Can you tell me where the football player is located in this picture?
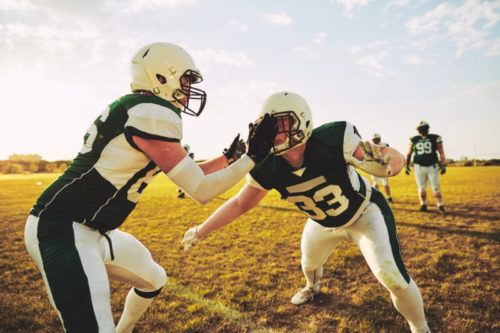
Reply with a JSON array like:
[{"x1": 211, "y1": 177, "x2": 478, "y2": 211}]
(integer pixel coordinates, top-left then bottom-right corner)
[
  {"x1": 370, "y1": 133, "x2": 393, "y2": 203},
  {"x1": 405, "y1": 121, "x2": 446, "y2": 212},
  {"x1": 24, "y1": 42, "x2": 276, "y2": 333},
  {"x1": 182, "y1": 92, "x2": 431, "y2": 333}
]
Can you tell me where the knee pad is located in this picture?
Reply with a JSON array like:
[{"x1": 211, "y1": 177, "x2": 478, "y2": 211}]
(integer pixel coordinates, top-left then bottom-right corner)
[
  {"x1": 134, "y1": 286, "x2": 163, "y2": 299},
  {"x1": 374, "y1": 269, "x2": 409, "y2": 292}
]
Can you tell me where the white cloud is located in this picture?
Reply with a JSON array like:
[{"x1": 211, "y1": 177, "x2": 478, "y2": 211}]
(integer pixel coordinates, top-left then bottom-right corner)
[
  {"x1": 464, "y1": 80, "x2": 500, "y2": 99},
  {"x1": 335, "y1": 0, "x2": 376, "y2": 18},
  {"x1": 350, "y1": 39, "x2": 392, "y2": 55},
  {"x1": 1, "y1": 22, "x2": 97, "y2": 41},
  {"x1": 409, "y1": 34, "x2": 446, "y2": 49},
  {"x1": 261, "y1": 12, "x2": 293, "y2": 25},
  {"x1": 193, "y1": 49, "x2": 254, "y2": 67},
  {"x1": 404, "y1": 54, "x2": 434, "y2": 66},
  {"x1": 406, "y1": 0, "x2": 500, "y2": 57},
  {"x1": 105, "y1": 0, "x2": 195, "y2": 13},
  {"x1": 386, "y1": 0, "x2": 411, "y2": 8},
  {"x1": 227, "y1": 19, "x2": 249, "y2": 31},
  {"x1": 406, "y1": 2, "x2": 453, "y2": 35},
  {"x1": 354, "y1": 51, "x2": 391, "y2": 76},
  {"x1": 485, "y1": 38, "x2": 500, "y2": 56},
  {"x1": 312, "y1": 32, "x2": 328, "y2": 45},
  {"x1": 0, "y1": 0, "x2": 36, "y2": 11}
]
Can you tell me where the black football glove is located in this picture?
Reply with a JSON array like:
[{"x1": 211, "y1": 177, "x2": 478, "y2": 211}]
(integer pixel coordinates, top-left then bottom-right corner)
[
  {"x1": 223, "y1": 134, "x2": 246, "y2": 165},
  {"x1": 440, "y1": 164, "x2": 446, "y2": 175},
  {"x1": 247, "y1": 114, "x2": 278, "y2": 164}
]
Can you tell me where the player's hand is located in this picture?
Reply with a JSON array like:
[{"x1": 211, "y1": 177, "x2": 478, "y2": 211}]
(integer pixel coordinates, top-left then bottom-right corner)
[
  {"x1": 352, "y1": 141, "x2": 392, "y2": 177},
  {"x1": 247, "y1": 114, "x2": 278, "y2": 164},
  {"x1": 223, "y1": 134, "x2": 246, "y2": 165},
  {"x1": 440, "y1": 164, "x2": 446, "y2": 175},
  {"x1": 405, "y1": 166, "x2": 411, "y2": 175},
  {"x1": 181, "y1": 226, "x2": 201, "y2": 252}
]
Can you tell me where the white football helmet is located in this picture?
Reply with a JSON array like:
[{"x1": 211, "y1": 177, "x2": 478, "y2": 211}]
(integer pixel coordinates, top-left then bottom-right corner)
[
  {"x1": 259, "y1": 91, "x2": 313, "y2": 155},
  {"x1": 130, "y1": 42, "x2": 206, "y2": 116},
  {"x1": 372, "y1": 133, "x2": 381, "y2": 140}
]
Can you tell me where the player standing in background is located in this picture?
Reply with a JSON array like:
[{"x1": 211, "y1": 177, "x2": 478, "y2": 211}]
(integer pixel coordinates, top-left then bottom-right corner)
[
  {"x1": 370, "y1": 133, "x2": 393, "y2": 203},
  {"x1": 405, "y1": 121, "x2": 446, "y2": 213},
  {"x1": 24, "y1": 42, "x2": 276, "y2": 333},
  {"x1": 183, "y1": 92, "x2": 432, "y2": 333}
]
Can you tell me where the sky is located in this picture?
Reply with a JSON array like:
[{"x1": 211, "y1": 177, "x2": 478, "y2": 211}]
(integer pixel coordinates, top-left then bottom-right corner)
[{"x1": 1, "y1": 0, "x2": 499, "y2": 162}]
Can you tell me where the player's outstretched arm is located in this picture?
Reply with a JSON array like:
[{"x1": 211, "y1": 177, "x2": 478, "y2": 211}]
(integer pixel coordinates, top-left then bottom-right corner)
[
  {"x1": 351, "y1": 141, "x2": 405, "y2": 177},
  {"x1": 132, "y1": 115, "x2": 275, "y2": 204},
  {"x1": 133, "y1": 137, "x2": 252, "y2": 204},
  {"x1": 379, "y1": 145, "x2": 405, "y2": 176},
  {"x1": 196, "y1": 134, "x2": 247, "y2": 175},
  {"x1": 182, "y1": 183, "x2": 268, "y2": 251}
]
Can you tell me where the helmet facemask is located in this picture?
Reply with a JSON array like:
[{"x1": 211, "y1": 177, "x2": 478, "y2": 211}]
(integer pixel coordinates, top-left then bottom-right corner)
[
  {"x1": 172, "y1": 69, "x2": 207, "y2": 117},
  {"x1": 272, "y1": 111, "x2": 306, "y2": 155},
  {"x1": 417, "y1": 125, "x2": 429, "y2": 136}
]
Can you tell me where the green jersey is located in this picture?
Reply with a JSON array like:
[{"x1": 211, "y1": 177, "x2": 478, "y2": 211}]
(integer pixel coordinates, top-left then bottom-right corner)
[
  {"x1": 409, "y1": 134, "x2": 442, "y2": 166},
  {"x1": 249, "y1": 121, "x2": 372, "y2": 228},
  {"x1": 31, "y1": 94, "x2": 182, "y2": 231}
]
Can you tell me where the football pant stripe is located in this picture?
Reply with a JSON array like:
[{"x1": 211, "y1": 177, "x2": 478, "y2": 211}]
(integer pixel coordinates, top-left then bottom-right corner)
[{"x1": 369, "y1": 188, "x2": 411, "y2": 284}]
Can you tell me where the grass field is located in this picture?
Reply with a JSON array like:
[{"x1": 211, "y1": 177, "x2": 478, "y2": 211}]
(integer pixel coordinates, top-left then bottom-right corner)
[{"x1": 0, "y1": 167, "x2": 499, "y2": 333}]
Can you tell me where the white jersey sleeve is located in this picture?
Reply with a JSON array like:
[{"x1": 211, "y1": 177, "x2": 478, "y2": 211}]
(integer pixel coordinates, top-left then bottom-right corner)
[
  {"x1": 343, "y1": 122, "x2": 362, "y2": 165},
  {"x1": 125, "y1": 103, "x2": 183, "y2": 141}
]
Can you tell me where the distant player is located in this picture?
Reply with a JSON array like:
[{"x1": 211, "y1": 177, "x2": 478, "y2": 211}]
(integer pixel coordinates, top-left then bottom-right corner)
[
  {"x1": 370, "y1": 133, "x2": 393, "y2": 203},
  {"x1": 405, "y1": 121, "x2": 446, "y2": 212},
  {"x1": 182, "y1": 92, "x2": 432, "y2": 333}
]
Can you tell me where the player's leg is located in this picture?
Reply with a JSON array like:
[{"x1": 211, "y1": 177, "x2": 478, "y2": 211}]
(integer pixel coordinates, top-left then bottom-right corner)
[
  {"x1": 25, "y1": 216, "x2": 115, "y2": 332},
  {"x1": 429, "y1": 165, "x2": 445, "y2": 212},
  {"x1": 349, "y1": 191, "x2": 430, "y2": 333},
  {"x1": 292, "y1": 219, "x2": 347, "y2": 305},
  {"x1": 104, "y1": 229, "x2": 167, "y2": 333},
  {"x1": 414, "y1": 164, "x2": 428, "y2": 211},
  {"x1": 381, "y1": 177, "x2": 393, "y2": 202}
]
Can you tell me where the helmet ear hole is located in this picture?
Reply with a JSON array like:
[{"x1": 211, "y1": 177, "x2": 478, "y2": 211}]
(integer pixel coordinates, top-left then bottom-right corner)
[{"x1": 156, "y1": 74, "x2": 166, "y2": 84}]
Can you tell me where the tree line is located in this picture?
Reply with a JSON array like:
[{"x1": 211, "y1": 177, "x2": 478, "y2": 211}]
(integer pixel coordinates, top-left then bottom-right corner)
[
  {"x1": 1, "y1": 154, "x2": 70, "y2": 174},
  {"x1": 1, "y1": 154, "x2": 499, "y2": 175}
]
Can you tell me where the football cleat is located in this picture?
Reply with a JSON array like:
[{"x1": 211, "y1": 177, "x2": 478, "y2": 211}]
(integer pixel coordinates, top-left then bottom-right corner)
[
  {"x1": 387, "y1": 197, "x2": 394, "y2": 203},
  {"x1": 419, "y1": 204, "x2": 427, "y2": 212},
  {"x1": 291, "y1": 285, "x2": 320, "y2": 305},
  {"x1": 438, "y1": 205, "x2": 446, "y2": 213}
]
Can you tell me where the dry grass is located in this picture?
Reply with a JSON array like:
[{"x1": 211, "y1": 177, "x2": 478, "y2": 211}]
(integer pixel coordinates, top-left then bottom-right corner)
[{"x1": 0, "y1": 167, "x2": 499, "y2": 332}]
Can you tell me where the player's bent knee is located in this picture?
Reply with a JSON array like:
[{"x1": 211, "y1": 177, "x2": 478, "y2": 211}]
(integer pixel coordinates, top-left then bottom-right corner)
[
  {"x1": 154, "y1": 266, "x2": 167, "y2": 289},
  {"x1": 144, "y1": 264, "x2": 167, "y2": 291},
  {"x1": 374, "y1": 269, "x2": 409, "y2": 293}
]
